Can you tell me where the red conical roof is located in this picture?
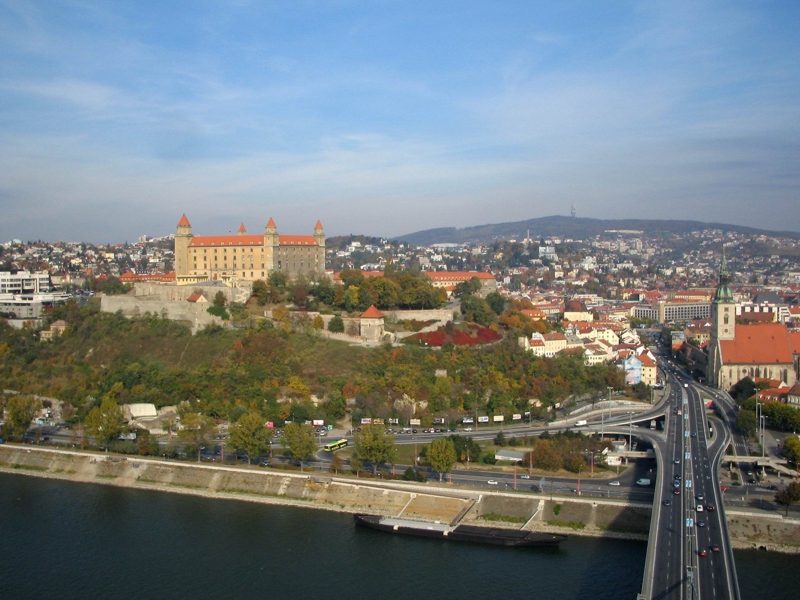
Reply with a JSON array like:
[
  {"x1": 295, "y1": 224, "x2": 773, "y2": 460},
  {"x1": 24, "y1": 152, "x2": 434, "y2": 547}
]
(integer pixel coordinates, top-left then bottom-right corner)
[
  {"x1": 177, "y1": 214, "x2": 191, "y2": 227},
  {"x1": 267, "y1": 218, "x2": 276, "y2": 228},
  {"x1": 238, "y1": 223, "x2": 247, "y2": 233},
  {"x1": 315, "y1": 220, "x2": 324, "y2": 230},
  {"x1": 361, "y1": 305, "x2": 384, "y2": 319}
]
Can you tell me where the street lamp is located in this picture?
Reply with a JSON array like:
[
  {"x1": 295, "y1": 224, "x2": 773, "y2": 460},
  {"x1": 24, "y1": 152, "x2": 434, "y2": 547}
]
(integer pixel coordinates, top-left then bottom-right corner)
[{"x1": 628, "y1": 411, "x2": 634, "y2": 452}]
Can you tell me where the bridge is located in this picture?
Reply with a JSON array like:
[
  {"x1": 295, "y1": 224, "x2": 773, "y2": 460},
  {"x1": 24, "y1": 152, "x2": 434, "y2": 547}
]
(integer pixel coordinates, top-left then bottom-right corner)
[{"x1": 587, "y1": 364, "x2": 740, "y2": 599}]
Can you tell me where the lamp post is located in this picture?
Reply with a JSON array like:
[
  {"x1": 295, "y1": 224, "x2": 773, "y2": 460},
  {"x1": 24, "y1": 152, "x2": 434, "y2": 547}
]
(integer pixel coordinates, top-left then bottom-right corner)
[{"x1": 628, "y1": 411, "x2": 634, "y2": 452}]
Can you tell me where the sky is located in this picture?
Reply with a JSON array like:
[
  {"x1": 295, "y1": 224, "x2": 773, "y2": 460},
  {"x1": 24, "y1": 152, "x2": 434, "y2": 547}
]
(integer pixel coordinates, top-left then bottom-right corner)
[{"x1": 1, "y1": 1, "x2": 799, "y2": 244}]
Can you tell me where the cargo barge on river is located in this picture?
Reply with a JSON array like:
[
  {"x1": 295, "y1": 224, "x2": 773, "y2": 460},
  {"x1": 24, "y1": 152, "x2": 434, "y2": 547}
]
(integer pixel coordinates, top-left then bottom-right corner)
[{"x1": 354, "y1": 514, "x2": 566, "y2": 547}]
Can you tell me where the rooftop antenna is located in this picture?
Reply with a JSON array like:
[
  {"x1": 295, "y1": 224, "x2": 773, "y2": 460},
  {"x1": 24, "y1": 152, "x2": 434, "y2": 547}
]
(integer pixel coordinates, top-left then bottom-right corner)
[{"x1": 570, "y1": 202, "x2": 576, "y2": 218}]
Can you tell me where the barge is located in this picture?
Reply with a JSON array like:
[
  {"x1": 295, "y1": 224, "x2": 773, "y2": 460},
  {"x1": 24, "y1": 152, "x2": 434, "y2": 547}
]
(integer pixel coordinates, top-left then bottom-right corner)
[{"x1": 354, "y1": 514, "x2": 566, "y2": 547}]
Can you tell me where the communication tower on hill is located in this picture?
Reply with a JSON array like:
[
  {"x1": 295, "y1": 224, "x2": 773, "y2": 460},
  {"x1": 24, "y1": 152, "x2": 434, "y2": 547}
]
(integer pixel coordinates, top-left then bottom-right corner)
[{"x1": 570, "y1": 202, "x2": 576, "y2": 218}]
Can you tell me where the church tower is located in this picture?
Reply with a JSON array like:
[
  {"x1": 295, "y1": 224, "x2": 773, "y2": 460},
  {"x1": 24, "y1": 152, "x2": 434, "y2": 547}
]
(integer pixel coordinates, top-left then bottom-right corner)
[
  {"x1": 708, "y1": 247, "x2": 736, "y2": 387},
  {"x1": 175, "y1": 214, "x2": 193, "y2": 280},
  {"x1": 711, "y1": 247, "x2": 736, "y2": 341}
]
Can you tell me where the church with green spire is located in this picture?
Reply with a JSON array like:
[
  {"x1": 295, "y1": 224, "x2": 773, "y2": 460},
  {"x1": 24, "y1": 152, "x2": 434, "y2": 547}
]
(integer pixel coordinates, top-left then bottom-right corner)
[{"x1": 707, "y1": 247, "x2": 799, "y2": 390}]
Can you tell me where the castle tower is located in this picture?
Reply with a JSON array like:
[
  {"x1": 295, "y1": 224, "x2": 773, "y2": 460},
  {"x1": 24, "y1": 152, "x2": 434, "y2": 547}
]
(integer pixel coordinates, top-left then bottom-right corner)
[
  {"x1": 238, "y1": 223, "x2": 247, "y2": 235},
  {"x1": 264, "y1": 218, "x2": 278, "y2": 245},
  {"x1": 175, "y1": 214, "x2": 193, "y2": 280},
  {"x1": 314, "y1": 220, "x2": 325, "y2": 247}
]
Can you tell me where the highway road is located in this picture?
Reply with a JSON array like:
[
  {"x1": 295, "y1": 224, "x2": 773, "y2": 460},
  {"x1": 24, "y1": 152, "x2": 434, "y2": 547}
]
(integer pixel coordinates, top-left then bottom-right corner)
[{"x1": 644, "y1": 358, "x2": 739, "y2": 600}]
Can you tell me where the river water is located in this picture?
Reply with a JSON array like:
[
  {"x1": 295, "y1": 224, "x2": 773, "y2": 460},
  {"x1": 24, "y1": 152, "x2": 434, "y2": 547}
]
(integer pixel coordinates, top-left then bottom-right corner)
[{"x1": 0, "y1": 473, "x2": 796, "y2": 599}]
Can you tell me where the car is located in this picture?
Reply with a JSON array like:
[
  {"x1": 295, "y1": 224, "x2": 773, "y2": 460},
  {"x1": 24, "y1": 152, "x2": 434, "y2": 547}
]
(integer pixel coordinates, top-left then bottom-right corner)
[
  {"x1": 520, "y1": 475, "x2": 531, "y2": 480},
  {"x1": 663, "y1": 499, "x2": 671, "y2": 506},
  {"x1": 487, "y1": 480, "x2": 499, "y2": 485},
  {"x1": 675, "y1": 474, "x2": 682, "y2": 480},
  {"x1": 697, "y1": 520, "x2": 706, "y2": 527},
  {"x1": 608, "y1": 480, "x2": 621, "y2": 486},
  {"x1": 674, "y1": 459, "x2": 681, "y2": 464},
  {"x1": 691, "y1": 432, "x2": 697, "y2": 438},
  {"x1": 673, "y1": 480, "x2": 681, "y2": 488},
  {"x1": 673, "y1": 488, "x2": 681, "y2": 495},
  {"x1": 699, "y1": 549, "x2": 708, "y2": 557},
  {"x1": 711, "y1": 544, "x2": 721, "y2": 552},
  {"x1": 706, "y1": 504, "x2": 715, "y2": 512},
  {"x1": 696, "y1": 493, "x2": 705, "y2": 501},
  {"x1": 696, "y1": 504, "x2": 704, "y2": 512}
]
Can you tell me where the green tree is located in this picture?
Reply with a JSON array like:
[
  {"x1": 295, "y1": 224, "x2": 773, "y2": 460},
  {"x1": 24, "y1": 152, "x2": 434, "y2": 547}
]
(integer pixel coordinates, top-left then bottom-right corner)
[
  {"x1": 449, "y1": 435, "x2": 481, "y2": 463},
  {"x1": 213, "y1": 291, "x2": 227, "y2": 308},
  {"x1": 427, "y1": 437, "x2": 457, "y2": 481},
  {"x1": 84, "y1": 398, "x2": 125, "y2": 450},
  {"x1": 283, "y1": 422, "x2": 317, "y2": 471},
  {"x1": 229, "y1": 412, "x2": 273, "y2": 465},
  {"x1": 354, "y1": 425, "x2": 397, "y2": 476},
  {"x1": 782, "y1": 436, "x2": 800, "y2": 466},
  {"x1": 485, "y1": 291, "x2": 506, "y2": 315},
  {"x1": 1, "y1": 395, "x2": 39, "y2": 441},
  {"x1": 736, "y1": 410, "x2": 757, "y2": 438},
  {"x1": 775, "y1": 482, "x2": 800, "y2": 516},
  {"x1": 494, "y1": 431, "x2": 507, "y2": 447},
  {"x1": 460, "y1": 295, "x2": 496, "y2": 326},
  {"x1": 328, "y1": 315, "x2": 344, "y2": 333},
  {"x1": 329, "y1": 452, "x2": 344, "y2": 474},
  {"x1": 178, "y1": 412, "x2": 217, "y2": 462},
  {"x1": 251, "y1": 280, "x2": 269, "y2": 305}
]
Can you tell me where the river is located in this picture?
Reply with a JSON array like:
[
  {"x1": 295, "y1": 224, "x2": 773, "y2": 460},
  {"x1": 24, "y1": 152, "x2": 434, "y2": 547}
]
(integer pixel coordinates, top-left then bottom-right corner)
[{"x1": 0, "y1": 473, "x2": 796, "y2": 599}]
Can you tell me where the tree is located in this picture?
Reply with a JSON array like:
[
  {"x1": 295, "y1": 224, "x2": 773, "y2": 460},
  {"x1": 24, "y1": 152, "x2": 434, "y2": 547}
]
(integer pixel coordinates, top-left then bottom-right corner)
[
  {"x1": 494, "y1": 431, "x2": 507, "y2": 447},
  {"x1": 229, "y1": 412, "x2": 273, "y2": 465},
  {"x1": 1, "y1": 395, "x2": 39, "y2": 441},
  {"x1": 213, "y1": 291, "x2": 227, "y2": 308},
  {"x1": 251, "y1": 280, "x2": 269, "y2": 305},
  {"x1": 283, "y1": 422, "x2": 317, "y2": 471},
  {"x1": 486, "y1": 291, "x2": 506, "y2": 315},
  {"x1": 84, "y1": 398, "x2": 125, "y2": 450},
  {"x1": 328, "y1": 315, "x2": 344, "y2": 333},
  {"x1": 782, "y1": 435, "x2": 800, "y2": 466},
  {"x1": 461, "y1": 295, "x2": 496, "y2": 326},
  {"x1": 736, "y1": 410, "x2": 757, "y2": 439},
  {"x1": 730, "y1": 377, "x2": 757, "y2": 403},
  {"x1": 354, "y1": 425, "x2": 397, "y2": 476},
  {"x1": 178, "y1": 413, "x2": 217, "y2": 462},
  {"x1": 774, "y1": 482, "x2": 800, "y2": 516},
  {"x1": 427, "y1": 437, "x2": 457, "y2": 481},
  {"x1": 329, "y1": 453, "x2": 344, "y2": 474},
  {"x1": 529, "y1": 439, "x2": 562, "y2": 471}
]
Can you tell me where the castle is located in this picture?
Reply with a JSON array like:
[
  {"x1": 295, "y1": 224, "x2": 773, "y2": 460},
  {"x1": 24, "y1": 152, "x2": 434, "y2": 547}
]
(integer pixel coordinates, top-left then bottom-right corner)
[{"x1": 174, "y1": 214, "x2": 326, "y2": 285}]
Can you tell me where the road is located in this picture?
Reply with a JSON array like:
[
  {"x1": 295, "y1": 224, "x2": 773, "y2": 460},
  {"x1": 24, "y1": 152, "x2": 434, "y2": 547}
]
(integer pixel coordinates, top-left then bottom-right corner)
[{"x1": 643, "y1": 358, "x2": 739, "y2": 600}]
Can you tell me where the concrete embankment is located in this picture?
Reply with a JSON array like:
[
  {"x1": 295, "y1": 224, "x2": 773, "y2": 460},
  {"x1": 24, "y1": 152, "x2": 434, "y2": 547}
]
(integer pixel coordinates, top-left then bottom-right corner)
[{"x1": 1, "y1": 445, "x2": 797, "y2": 552}]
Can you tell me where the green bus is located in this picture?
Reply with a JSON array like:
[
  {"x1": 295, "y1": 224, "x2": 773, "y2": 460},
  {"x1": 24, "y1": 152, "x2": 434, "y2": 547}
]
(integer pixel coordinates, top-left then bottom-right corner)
[{"x1": 324, "y1": 439, "x2": 348, "y2": 452}]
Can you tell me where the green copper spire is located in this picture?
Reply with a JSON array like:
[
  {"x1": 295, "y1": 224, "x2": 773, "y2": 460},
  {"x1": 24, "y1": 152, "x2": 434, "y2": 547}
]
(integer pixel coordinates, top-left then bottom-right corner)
[{"x1": 714, "y1": 245, "x2": 734, "y2": 303}]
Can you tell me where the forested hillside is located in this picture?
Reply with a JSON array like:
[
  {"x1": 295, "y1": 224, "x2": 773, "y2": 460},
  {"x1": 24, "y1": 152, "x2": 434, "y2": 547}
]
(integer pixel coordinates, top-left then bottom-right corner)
[{"x1": 0, "y1": 302, "x2": 624, "y2": 426}]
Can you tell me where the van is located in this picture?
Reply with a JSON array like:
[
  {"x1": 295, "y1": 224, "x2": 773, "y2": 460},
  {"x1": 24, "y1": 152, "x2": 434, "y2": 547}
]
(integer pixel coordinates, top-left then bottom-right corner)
[
  {"x1": 636, "y1": 478, "x2": 651, "y2": 486},
  {"x1": 575, "y1": 420, "x2": 587, "y2": 427}
]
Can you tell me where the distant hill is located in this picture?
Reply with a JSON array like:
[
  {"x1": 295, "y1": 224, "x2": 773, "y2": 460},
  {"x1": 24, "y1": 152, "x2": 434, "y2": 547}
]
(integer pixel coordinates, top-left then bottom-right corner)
[{"x1": 395, "y1": 216, "x2": 800, "y2": 246}]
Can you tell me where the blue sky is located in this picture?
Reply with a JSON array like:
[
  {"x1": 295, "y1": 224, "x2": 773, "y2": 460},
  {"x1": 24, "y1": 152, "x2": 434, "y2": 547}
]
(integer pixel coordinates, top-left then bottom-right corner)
[{"x1": 1, "y1": 1, "x2": 798, "y2": 243}]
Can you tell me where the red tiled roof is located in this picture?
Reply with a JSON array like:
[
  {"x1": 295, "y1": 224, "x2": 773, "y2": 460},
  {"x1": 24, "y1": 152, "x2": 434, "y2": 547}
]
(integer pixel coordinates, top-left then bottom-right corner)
[
  {"x1": 187, "y1": 293, "x2": 204, "y2": 303},
  {"x1": 178, "y1": 214, "x2": 191, "y2": 227},
  {"x1": 267, "y1": 218, "x2": 276, "y2": 227},
  {"x1": 361, "y1": 305, "x2": 384, "y2": 319},
  {"x1": 279, "y1": 235, "x2": 318, "y2": 246},
  {"x1": 190, "y1": 235, "x2": 265, "y2": 247},
  {"x1": 789, "y1": 332, "x2": 800, "y2": 354},
  {"x1": 315, "y1": 220, "x2": 323, "y2": 229},
  {"x1": 719, "y1": 323, "x2": 794, "y2": 365}
]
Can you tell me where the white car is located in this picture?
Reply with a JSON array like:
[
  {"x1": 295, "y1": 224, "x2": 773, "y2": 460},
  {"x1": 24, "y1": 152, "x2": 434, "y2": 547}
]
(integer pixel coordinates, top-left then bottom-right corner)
[
  {"x1": 520, "y1": 475, "x2": 531, "y2": 479},
  {"x1": 608, "y1": 480, "x2": 621, "y2": 486},
  {"x1": 487, "y1": 480, "x2": 499, "y2": 485},
  {"x1": 696, "y1": 504, "x2": 704, "y2": 512}
]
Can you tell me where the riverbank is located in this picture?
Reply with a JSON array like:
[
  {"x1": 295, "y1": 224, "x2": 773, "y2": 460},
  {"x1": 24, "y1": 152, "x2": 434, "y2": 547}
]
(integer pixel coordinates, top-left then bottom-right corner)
[{"x1": 1, "y1": 444, "x2": 797, "y2": 552}]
